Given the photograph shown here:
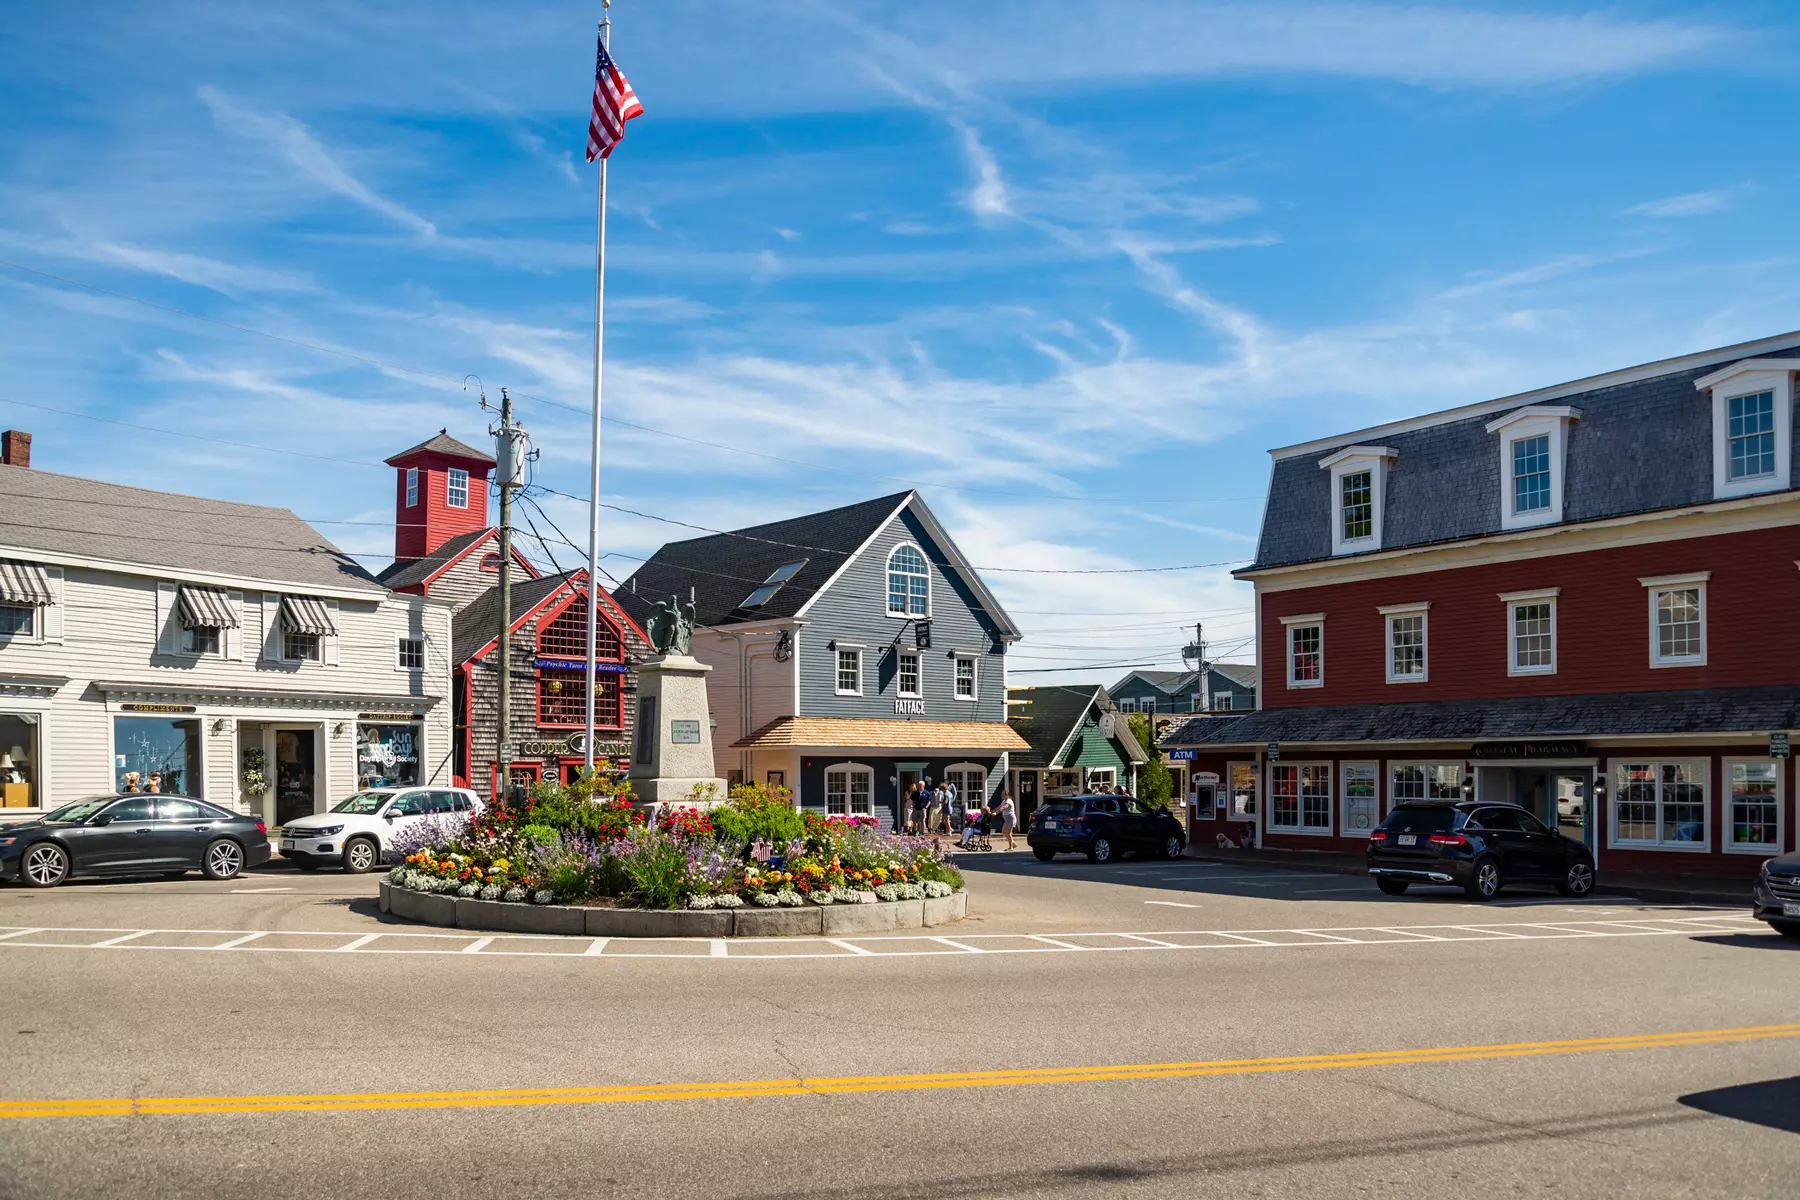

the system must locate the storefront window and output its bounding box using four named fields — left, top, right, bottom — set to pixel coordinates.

left=0, top=714, right=40, bottom=809
left=1270, top=764, right=1332, bottom=831
left=1391, top=763, right=1462, bottom=803
left=1228, top=763, right=1256, bottom=819
left=1727, top=760, right=1779, bottom=851
left=1613, top=761, right=1707, bottom=848
left=357, top=723, right=422, bottom=789
left=114, top=717, right=201, bottom=797
left=1341, top=763, right=1378, bottom=834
